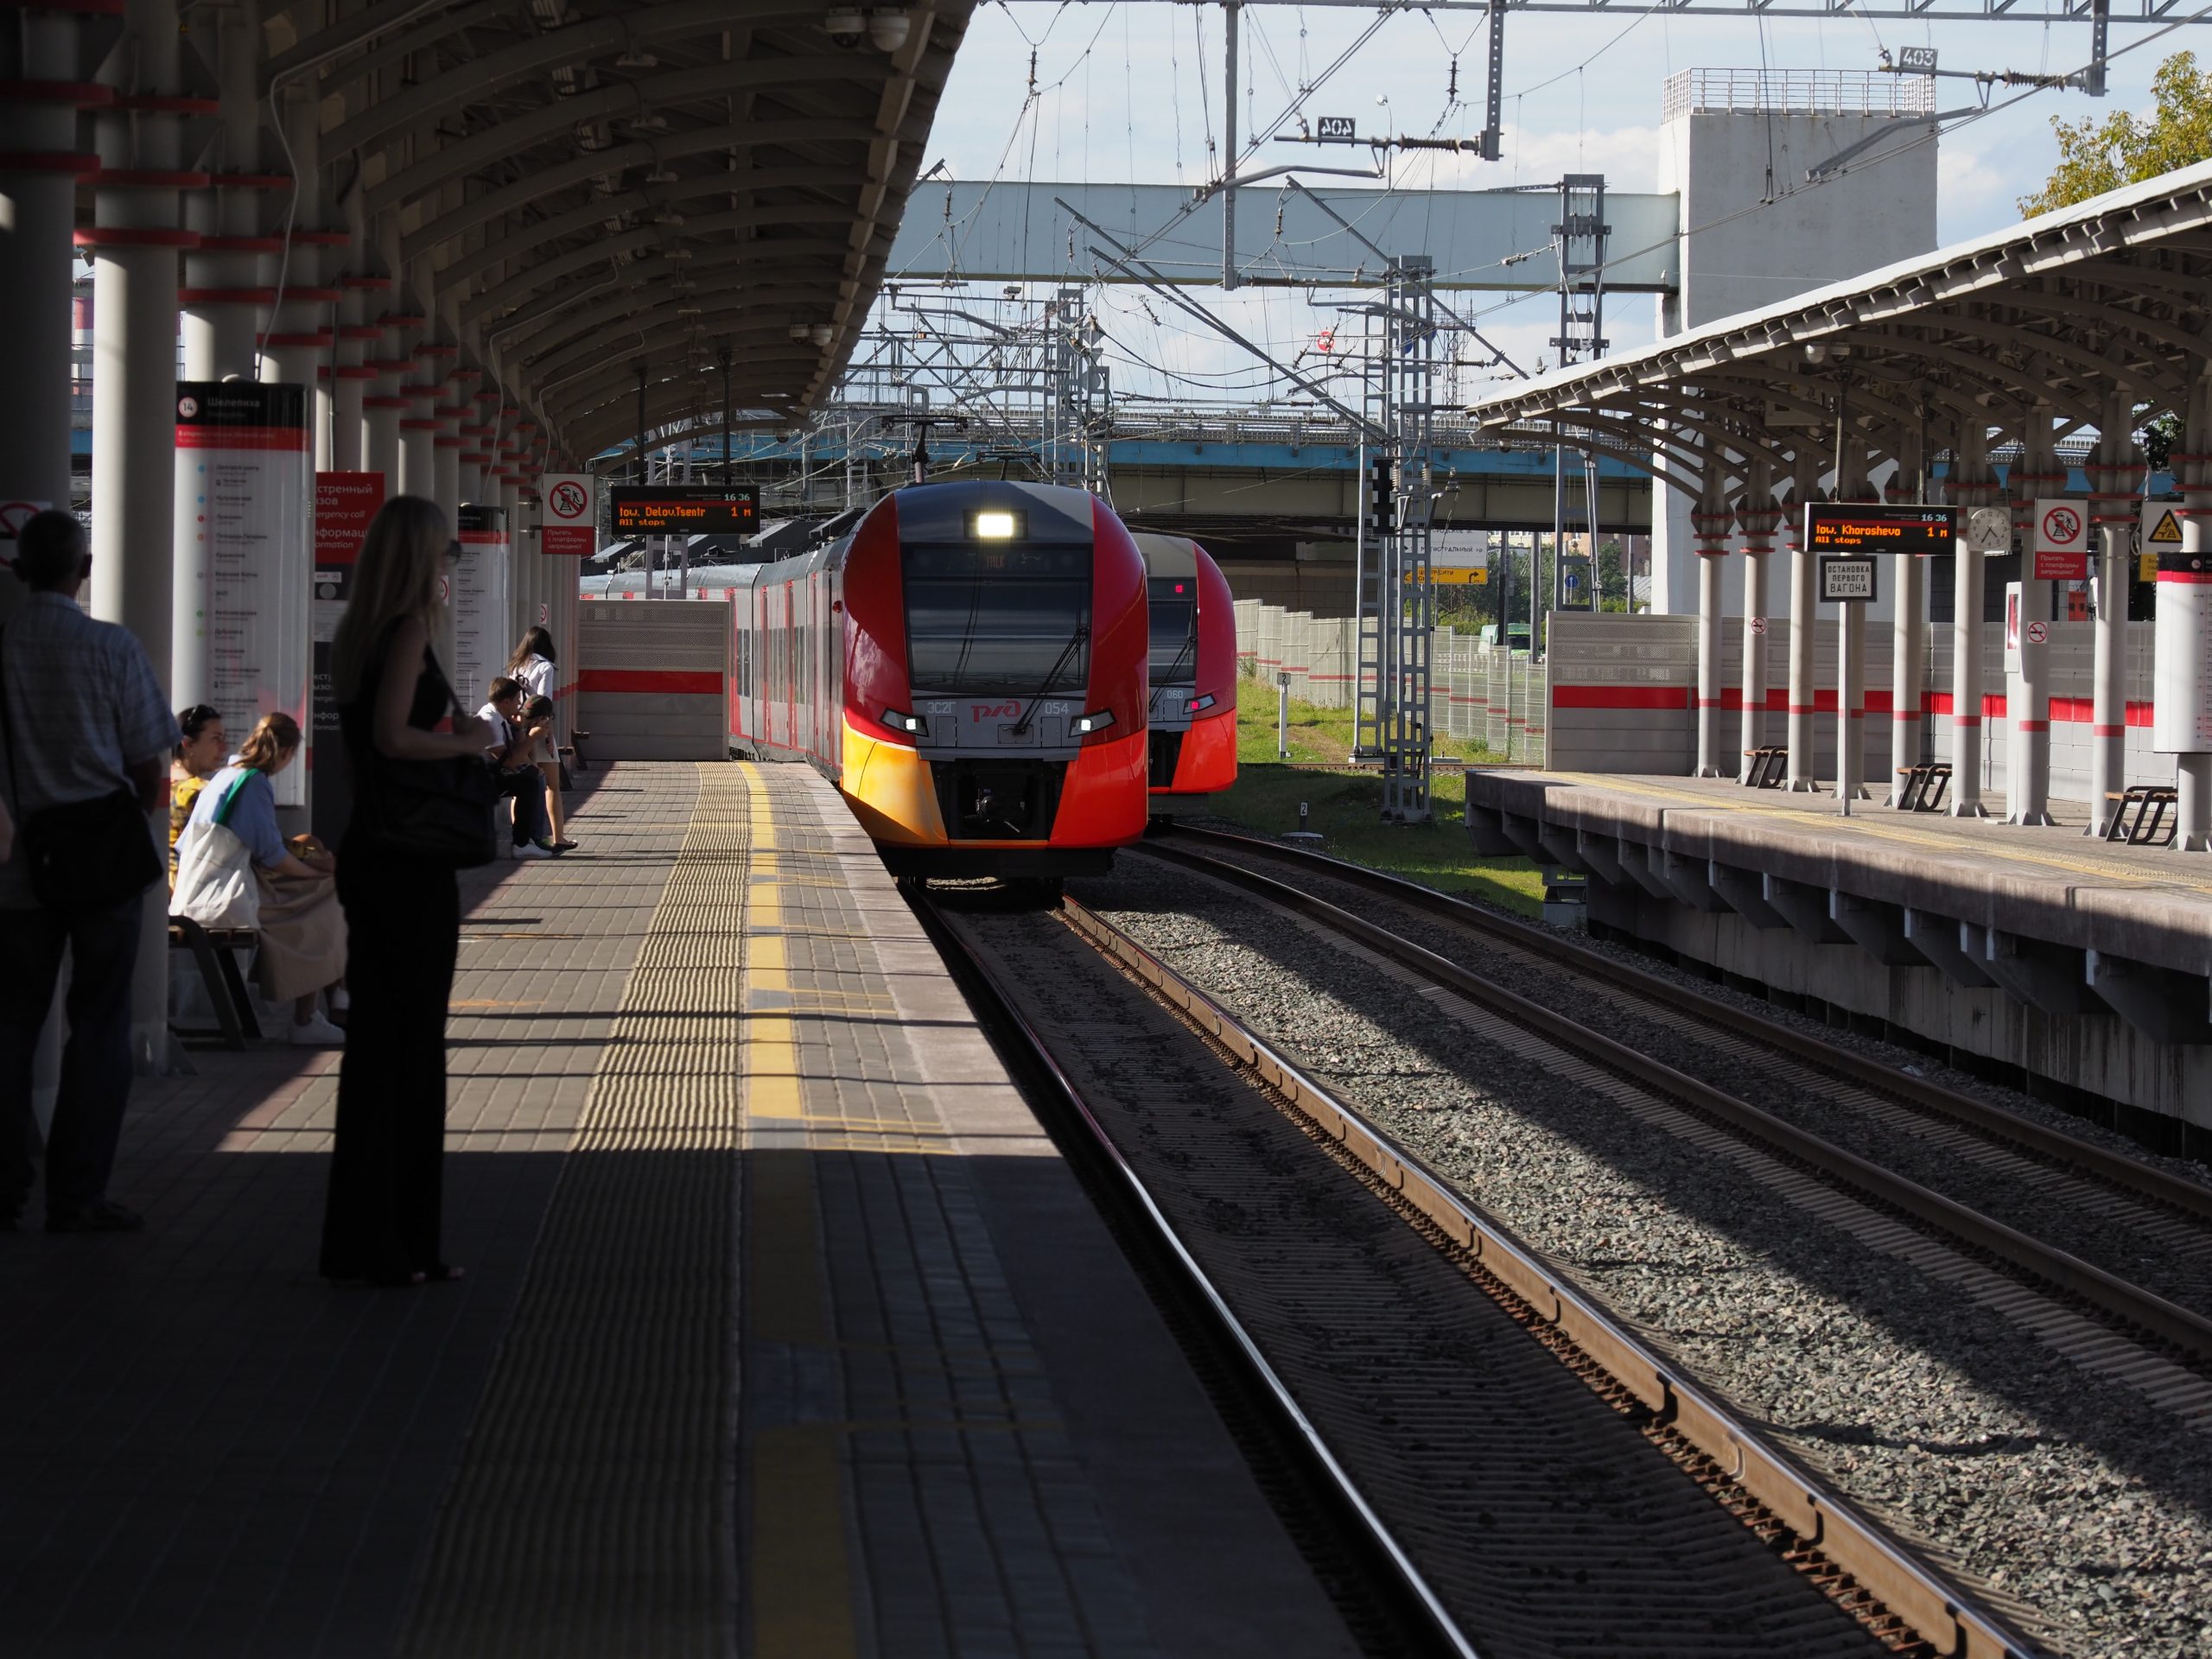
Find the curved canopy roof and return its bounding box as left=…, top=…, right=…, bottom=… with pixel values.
left=273, top=0, right=974, bottom=465
left=1468, top=160, right=2212, bottom=507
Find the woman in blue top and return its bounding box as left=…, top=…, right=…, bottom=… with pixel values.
left=177, top=712, right=347, bottom=1044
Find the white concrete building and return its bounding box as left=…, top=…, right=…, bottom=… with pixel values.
left=1649, top=69, right=1941, bottom=621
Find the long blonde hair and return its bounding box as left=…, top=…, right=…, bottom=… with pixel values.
left=333, top=495, right=448, bottom=701
left=237, top=710, right=302, bottom=772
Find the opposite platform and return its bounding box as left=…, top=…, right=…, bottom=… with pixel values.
left=1467, top=767, right=2212, bottom=1131
left=0, top=760, right=1350, bottom=1659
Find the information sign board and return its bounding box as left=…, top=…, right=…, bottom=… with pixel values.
left=2032, top=497, right=2090, bottom=581
left=452, top=504, right=510, bottom=709
left=311, top=471, right=385, bottom=841
left=540, top=473, right=599, bottom=556
left=1819, top=556, right=1877, bottom=603
left=609, top=484, right=758, bottom=536
left=1803, top=502, right=1955, bottom=556
left=177, top=381, right=311, bottom=807
left=1431, top=529, right=1489, bottom=585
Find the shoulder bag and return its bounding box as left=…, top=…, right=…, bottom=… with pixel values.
left=0, top=625, right=164, bottom=912
left=171, top=772, right=262, bottom=930
left=351, top=652, right=500, bottom=868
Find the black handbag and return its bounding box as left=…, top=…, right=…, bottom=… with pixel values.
left=0, top=626, right=164, bottom=912
left=351, top=656, right=501, bottom=869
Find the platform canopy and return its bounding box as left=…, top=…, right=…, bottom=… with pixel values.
left=1467, top=159, right=2212, bottom=505
left=276, top=0, right=974, bottom=461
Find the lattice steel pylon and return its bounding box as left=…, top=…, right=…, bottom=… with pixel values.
left=1045, top=286, right=1113, bottom=495
left=1351, top=254, right=1440, bottom=822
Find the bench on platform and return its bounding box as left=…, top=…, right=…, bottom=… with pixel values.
left=1742, top=747, right=1789, bottom=789
left=1895, top=763, right=1953, bottom=813
left=168, top=918, right=260, bottom=1051
left=2106, top=785, right=2178, bottom=847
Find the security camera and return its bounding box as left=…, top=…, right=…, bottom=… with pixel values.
left=823, top=8, right=865, bottom=48
left=868, top=8, right=912, bottom=52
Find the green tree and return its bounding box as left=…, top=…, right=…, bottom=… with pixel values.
left=2019, top=51, right=2212, bottom=215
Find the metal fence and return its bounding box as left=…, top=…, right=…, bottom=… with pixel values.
left=1233, top=599, right=1548, bottom=766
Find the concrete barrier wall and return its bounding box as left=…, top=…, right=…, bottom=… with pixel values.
left=577, top=599, right=732, bottom=760
left=1925, top=622, right=2167, bottom=799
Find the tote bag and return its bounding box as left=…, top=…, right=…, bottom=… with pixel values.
left=172, top=772, right=261, bottom=931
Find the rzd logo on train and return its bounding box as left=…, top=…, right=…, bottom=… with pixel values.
left=972, top=702, right=1021, bottom=721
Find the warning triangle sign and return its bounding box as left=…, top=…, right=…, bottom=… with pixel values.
left=2148, top=507, right=2185, bottom=545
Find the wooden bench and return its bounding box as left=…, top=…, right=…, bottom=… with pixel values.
left=168, top=918, right=260, bottom=1051
left=2105, top=785, right=2177, bottom=847
left=1742, top=747, right=1789, bottom=789
left=1894, top=763, right=1952, bottom=813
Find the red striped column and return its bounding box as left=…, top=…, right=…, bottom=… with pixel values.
left=1948, top=452, right=1993, bottom=820
left=2161, top=385, right=2212, bottom=850
left=1784, top=480, right=1822, bottom=792
left=2087, top=408, right=2139, bottom=835
left=1691, top=503, right=1733, bottom=778
left=1737, top=493, right=1781, bottom=779
left=359, top=286, right=406, bottom=491
left=2005, top=429, right=2063, bottom=825
left=433, top=356, right=472, bottom=524
left=397, top=317, right=439, bottom=499
left=329, top=274, right=385, bottom=472
left=1884, top=461, right=1926, bottom=805
left=0, top=0, right=106, bottom=605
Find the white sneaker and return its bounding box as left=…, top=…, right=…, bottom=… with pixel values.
left=289, top=1013, right=346, bottom=1046
left=516, top=841, right=555, bottom=859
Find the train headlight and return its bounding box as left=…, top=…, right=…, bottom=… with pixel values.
left=969, top=508, right=1022, bottom=541
left=883, top=709, right=927, bottom=735
left=1070, top=709, right=1116, bottom=735
left=1185, top=694, right=1216, bottom=714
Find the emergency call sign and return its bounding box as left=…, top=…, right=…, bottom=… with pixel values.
left=1802, top=502, right=1956, bottom=556
left=609, top=484, right=760, bottom=535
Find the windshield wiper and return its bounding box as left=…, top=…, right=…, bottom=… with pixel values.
left=1155, top=624, right=1197, bottom=688
left=1009, top=624, right=1090, bottom=736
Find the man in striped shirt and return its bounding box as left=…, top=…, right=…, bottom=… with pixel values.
left=0, top=512, right=175, bottom=1234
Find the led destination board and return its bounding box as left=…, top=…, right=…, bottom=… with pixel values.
left=609, top=485, right=760, bottom=535
left=1802, top=503, right=1957, bottom=556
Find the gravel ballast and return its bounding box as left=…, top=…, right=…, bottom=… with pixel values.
left=1075, top=857, right=2212, bottom=1659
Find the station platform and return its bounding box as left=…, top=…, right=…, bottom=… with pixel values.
left=0, top=762, right=1350, bottom=1659
left=1466, top=768, right=2212, bottom=1134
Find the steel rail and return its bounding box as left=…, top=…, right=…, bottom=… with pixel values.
left=1054, top=893, right=2044, bottom=1659
left=1160, top=822, right=2212, bottom=1226
left=1136, top=837, right=2212, bottom=1367
left=918, top=898, right=1482, bottom=1659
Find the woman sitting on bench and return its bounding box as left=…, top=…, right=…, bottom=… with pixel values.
left=176, top=712, right=348, bottom=1046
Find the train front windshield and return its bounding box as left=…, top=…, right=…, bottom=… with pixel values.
left=1147, top=579, right=1197, bottom=685
left=904, top=543, right=1093, bottom=695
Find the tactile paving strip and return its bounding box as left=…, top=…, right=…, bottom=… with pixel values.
left=397, top=763, right=751, bottom=1658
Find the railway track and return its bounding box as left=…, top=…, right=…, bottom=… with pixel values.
left=922, top=887, right=2043, bottom=1659
left=1144, top=826, right=2212, bottom=1407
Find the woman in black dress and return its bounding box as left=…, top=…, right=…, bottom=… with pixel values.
left=320, top=495, right=494, bottom=1287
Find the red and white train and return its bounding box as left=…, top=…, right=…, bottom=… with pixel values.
left=1132, top=532, right=1238, bottom=803
left=728, top=480, right=1152, bottom=880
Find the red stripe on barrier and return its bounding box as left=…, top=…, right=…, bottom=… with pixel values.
left=2094, top=724, right=2125, bottom=737
left=578, top=669, right=723, bottom=696
left=2018, top=720, right=2050, bottom=733
left=1551, top=685, right=1688, bottom=710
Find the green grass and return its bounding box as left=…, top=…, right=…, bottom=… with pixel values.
left=1193, top=682, right=1548, bottom=918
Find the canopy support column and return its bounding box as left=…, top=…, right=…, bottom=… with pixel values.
left=1950, top=423, right=1993, bottom=818
left=1692, top=493, right=1732, bottom=778
left=2088, top=398, right=2137, bottom=836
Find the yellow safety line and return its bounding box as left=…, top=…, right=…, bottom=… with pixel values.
left=747, top=1147, right=858, bottom=1659
left=741, top=763, right=807, bottom=1120
left=1549, top=771, right=2212, bottom=892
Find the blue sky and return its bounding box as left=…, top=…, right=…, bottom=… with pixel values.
left=883, top=2, right=2200, bottom=404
